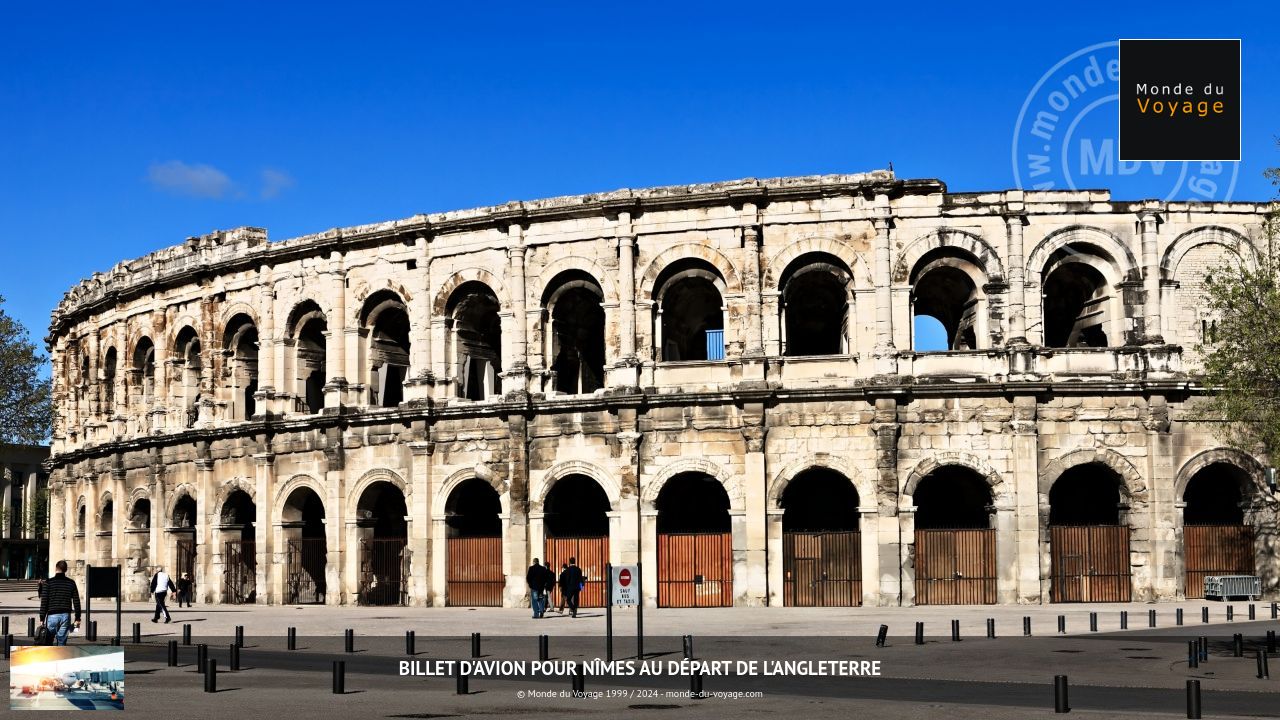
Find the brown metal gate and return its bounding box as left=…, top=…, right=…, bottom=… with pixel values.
left=544, top=536, right=608, bottom=608
left=1050, top=525, right=1132, bottom=603
left=783, top=531, right=862, bottom=607
left=222, top=540, right=256, bottom=604
left=175, top=536, right=196, bottom=582
left=1184, top=525, right=1255, bottom=599
left=285, top=538, right=327, bottom=604
left=359, top=538, right=408, bottom=606
left=446, top=537, right=504, bottom=607
left=657, top=532, right=732, bottom=608
left=915, top=529, right=997, bottom=605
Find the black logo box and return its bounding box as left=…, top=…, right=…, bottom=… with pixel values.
left=1119, top=39, right=1240, bottom=162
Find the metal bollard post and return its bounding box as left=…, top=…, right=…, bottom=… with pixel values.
left=132, top=622, right=141, bottom=644
left=88, top=620, right=98, bottom=641
left=344, top=629, right=354, bottom=653
left=406, top=630, right=415, bottom=656
left=1024, top=616, right=1032, bottom=636
left=196, top=644, right=208, bottom=674
left=287, top=627, right=296, bottom=651
left=915, top=622, right=924, bottom=645
left=1, top=616, right=6, bottom=636
left=1267, top=630, right=1277, bottom=655
left=987, top=618, right=995, bottom=639
left=683, top=635, right=694, bottom=659
left=1258, top=649, right=1270, bottom=680
left=1272, top=602, right=1278, bottom=620
left=183, top=624, right=192, bottom=645
left=1228, top=606, right=1234, bottom=622
left=1058, top=615, right=1066, bottom=634
left=230, top=644, right=240, bottom=671
left=1188, top=640, right=1198, bottom=669
left=875, top=624, right=888, bottom=648
left=1177, top=608, right=1184, bottom=626
left=1202, top=607, right=1209, bottom=624
left=204, top=659, right=217, bottom=693
left=1186, top=679, right=1201, bottom=719
left=471, top=632, right=481, bottom=658
left=1199, top=636, right=1208, bottom=662
left=456, top=665, right=469, bottom=695
left=235, top=625, right=244, bottom=648
left=1249, top=604, right=1256, bottom=620
left=1053, top=675, right=1069, bottom=713
left=539, top=634, right=549, bottom=661
left=27, top=617, right=35, bottom=638
left=690, top=667, right=703, bottom=698
left=333, top=660, right=345, bottom=694
left=3, top=635, right=11, bottom=659
left=167, top=640, right=178, bottom=667
left=1090, top=612, right=1098, bottom=632
left=1150, top=609, right=1157, bottom=628
left=1233, top=633, right=1244, bottom=658
left=1120, top=611, right=1128, bottom=630
left=572, top=664, right=585, bottom=694
left=951, top=619, right=960, bottom=642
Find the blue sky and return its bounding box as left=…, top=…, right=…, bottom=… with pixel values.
left=2, top=3, right=1277, bottom=353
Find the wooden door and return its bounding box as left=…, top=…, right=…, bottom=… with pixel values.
left=915, top=529, right=996, bottom=605
left=783, top=531, right=862, bottom=607
left=1184, top=525, right=1255, bottom=599
left=1050, top=525, right=1131, bottom=602
left=544, top=536, right=608, bottom=608
left=446, top=536, right=504, bottom=607
left=657, top=532, right=732, bottom=607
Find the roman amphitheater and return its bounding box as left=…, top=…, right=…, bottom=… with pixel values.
left=44, top=171, right=1279, bottom=608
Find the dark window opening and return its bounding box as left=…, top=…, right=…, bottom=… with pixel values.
left=445, top=478, right=501, bottom=538
left=1049, top=464, right=1123, bottom=525
left=364, top=295, right=411, bottom=408
left=129, top=499, right=151, bottom=530
left=102, top=348, right=117, bottom=412
left=781, top=469, right=860, bottom=532
left=1044, top=253, right=1112, bottom=348
left=657, top=263, right=725, bottom=362
left=221, top=490, right=257, bottom=543
left=544, top=474, right=610, bottom=537
left=172, top=494, right=196, bottom=529
left=781, top=257, right=851, bottom=356
left=913, top=262, right=979, bottom=351
left=548, top=280, right=606, bottom=395
left=174, top=327, right=203, bottom=428
left=296, top=312, right=328, bottom=414
left=358, top=483, right=408, bottom=539
left=656, top=472, right=730, bottom=533
left=1183, top=463, right=1247, bottom=525
left=913, top=466, right=993, bottom=529
left=132, top=338, right=156, bottom=402
left=449, top=282, right=502, bottom=400
left=99, top=500, right=113, bottom=533
left=224, top=315, right=259, bottom=421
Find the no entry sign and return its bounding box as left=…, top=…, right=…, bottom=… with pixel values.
left=611, top=564, right=639, bottom=606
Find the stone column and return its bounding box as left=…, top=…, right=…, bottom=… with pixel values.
left=1009, top=395, right=1042, bottom=603
left=48, top=477, right=65, bottom=569
left=871, top=195, right=897, bottom=375
left=766, top=509, right=783, bottom=606
left=505, top=226, right=529, bottom=391
left=84, top=474, right=99, bottom=570
left=994, top=503, right=1019, bottom=604
left=195, top=459, right=213, bottom=602
left=896, top=506, right=916, bottom=606
left=408, top=441, right=434, bottom=606
left=504, top=414, right=530, bottom=606
left=1144, top=394, right=1175, bottom=600
left=404, top=238, right=434, bottom=402
left=617, top=229, right=637, bottom=360
left=1004, top=206, right=1029, bottom=344
left=615, top=430, right=642, bottom=566
left=254, top=453, right=274, bottom=604
left=323, top=442, right=347, bottom=605
left=742, top=422, right=767, bottom=605
left=325, top=252, right=348, bottom=409
left=150, top=469, right=165, bottom=586
left=872, top=400, right=901, bottom=604
left=256, top=269, right=276, bottom=414
left=1138, top=205, right=1164, bottom=344
left=858, top=506, right=881, bottom=606
left=742, top=218, right=764, bottom=357
left=0, top=465, right=10, bottom=541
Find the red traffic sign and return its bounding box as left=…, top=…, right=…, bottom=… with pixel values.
left=619, top=568, right=632, bottom=587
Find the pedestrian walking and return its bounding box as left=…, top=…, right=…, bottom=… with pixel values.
left=555, top=563, right=569, bottom=613
left=559, top=557, right=585, bottom=618
left=176, top=572, right=194, bottom=607
left=39, top=560, right=81, bottom=646
left=150, top=566, right=177, bottom=623
left=527, top=558, right=551, bottom=619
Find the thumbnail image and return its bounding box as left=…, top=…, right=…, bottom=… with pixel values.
left=9, top=645, right=124, bottom=711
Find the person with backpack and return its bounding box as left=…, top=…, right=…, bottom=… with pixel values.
left=38, top=560, right=81, bottom=646
left=558, top=557, right=585, bottom=618
left=149, top=566, right=178, bottom=623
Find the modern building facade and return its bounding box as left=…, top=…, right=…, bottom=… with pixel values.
left=1, top=443, right=51, bottom=580
left=44, top=171, right=1279, bottom=606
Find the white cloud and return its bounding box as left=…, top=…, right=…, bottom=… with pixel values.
left=259, top=168, right=295, bottom=199
left=147, top=160, right=235, bottom=199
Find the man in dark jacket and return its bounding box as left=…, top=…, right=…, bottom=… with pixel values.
left=39, top=560, right=81, bottom=646
left=558, top=557, right=585, bottom=618
left=149, top=567, right=178, bottom=623
left=526, top=558, right=550, bottom=619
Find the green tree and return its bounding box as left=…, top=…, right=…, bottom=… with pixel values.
left=0, top=295, right=52, bottom=444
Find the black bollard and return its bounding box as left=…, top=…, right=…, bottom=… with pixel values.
left=344, top=629, right=354, bottom=653
left=1121, top=611, right=1128, bottom=630
left=1233, top=633, right=1244, bottom=658
left=1199, top=636, right=1208, bottom=662
left=539, top=634, right=549, bottom=661
left=1258, top=649, right=1270, bottom=680
left=132, top=622, right=141, bottom=644
left=88, top=620, right=97, bottom=641
left=572, top=664, right=585, bottom=694
left=167, top=640, right=178, bottom=667
left=1150, top=609, right=1157, bottom=628
left=1058, top=615, right=1066, bottom=634
left=230, top=643, right=240, bottom=671
left=196, top=644, right=208, bottom=674
left=1202, top=607, right=1209, bottom=624
left=1186, top=679, right=1201, bottom=719
left=1, top=616, right=6, bottom=636
left=3, top=634, right=11, bottom=659
left=1249, top=604, right=1256, bottom=620
left=1177, top=608, right=1184, bottom=626
left=683, top=635, right=694, bottom=660
left=951, top=619, right=960, bottom=642
left=1024, top=616, right=1032, bottom=636
left=875, top=624, right=888, bottom=648
left=405, top=630, right=415, bottom=656
left=333, top=660, right=345, bottom=694
left=1228, top=606, right=1234, bottom=622
left=204, top=659, right=217, bottom=693
left=287, top=627, right=296, bottom=651
left=471, top=632, right=481, bottom=658
left=1053, top=675, right=1069, bottom=713
left=1268, top=630, right=1277, bottom=655
left=1272, top=602, right=1278, bottom=620
left=27, top=617, right=35, bottom=638
left=915, top=622, right=924, bottom=645
left=1090, top=612, right=1097, bottom=632
left=690, top=667, right=703, bottom=698
left=1188, top=640, right=1199, bottom=669
left=987, top=618, right=995, bottom=639
left=183, top=624, right=192, bottom=645
left=235, top=625, right=244, bottom=648
left=456, top=665, right=469, bottom=695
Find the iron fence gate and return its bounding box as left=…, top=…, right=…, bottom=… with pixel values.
left=544, top=536, right=608, bottom=608
left=359, top=538, right=408, bottom=606
left=222, top=540, right=256, bottom=604
left=1184, top=524, right=1255, bottom=599
left=446, top=537, right=504, bottom=607
left=1050, top=525, right=1132, bottom=603
left=657, top=532, right=732, bottom=608
left=914, top=529, right=997, bottom=605
left=175, top=536, right=196, bottom=583
left=783, top=531, right=862, bottom=607
left=285, top=538, right=327, bottom=604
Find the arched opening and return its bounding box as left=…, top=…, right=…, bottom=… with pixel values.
left=131, top=337, right=156, bottom=414
left=218, top=489, right=257, bottom=604
left=911, top=251, right=983, bottom=351
left=97, top=499, right=114, bottom=563
left=172, top=326, right=203, bottom=428
left=1043, top=247, right=1117, bottom=348
left=361, top=292, right=411, bottom=408
left=780, top=469, right=861, bottom=606
left=102, top=347, right=117, bottom=415
left=1048, top=463, right=1131, bottom=602
left=1182, top=462, right=1256, bottom=598
left=128, top=499, right=151, bottom=530
left=543, top=272, right=606, bottom=395
left=356, top=482, right=408, bottom=606
left=543, top=474, right=610, bottom=607
left=911, top=466, right=997, bottom=604
left=170, top=493, right=197, bottom=593
left=223, top=315, right=259, bottom=421
left=445, top=478, right=504, bottom=606
left=288, top=302, right=328, bottom=414
left=282, top=487, right=327, bottom=604
left=655, top=260, right=725, bottom=362
left=780, top=254, right=852, bottom=356
left=447, top=282, right=502, bottom=400
left=656, top=472, right=732, bottom=607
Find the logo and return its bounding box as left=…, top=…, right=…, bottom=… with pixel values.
left=1012, top=41, right=1237, bottom=201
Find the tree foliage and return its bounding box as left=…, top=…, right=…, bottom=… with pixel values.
left=0, top=295, right=52, bottom=445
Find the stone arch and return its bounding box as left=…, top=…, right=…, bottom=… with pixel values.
left=274, top=473, right=328, bottom=515
left=212, top=477, right=257, bottom=524
left=284, top=298, right=332, bottom=336
left=432, top=268, right=508, bottom=315
left=641, top=457, right=742, bottom=510
left=436, top=465, right=510, bottom=516
left=893, top=228, right=1006, bottom=284
left=1174, top=447, right=1268, bottom=499
left=765, top=235, right=871, bottom=291
left=768, top=454, right=874, bottom=510
left=350, top=278, right=413, bottom=328
left=1038, top=448, right=1147, bottom=500
left=534, top=460, right=621, bottom=512
left=97, top=490, right=114, bottom=527
left=537, top=255, right=619, bottom=305
left=168, top=318, right=202, bottom=356
left=1161, top=226, right=1256, bottom=282
left=347, top=468, right=411, bottom=512
left=638, top=243, right=743, bottom=300
left=217, top=302, right=260, bottom=330
left=1026, top=225, right=1140, bottom=282
left=165, top=483, right=198, bottom=526
left=902, top=452, right=1012, bottom=507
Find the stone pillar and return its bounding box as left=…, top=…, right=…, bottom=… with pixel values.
left=0, top=465, right=10, bottom=541
left=408, top=441, right=434, bottom=606
left=896, top=506, right=916, bottom=606
left=324, top=253, right=348, bottom=409
left=404, top=239, right=434, bottom=402
left=615, top=430, right=642, bottom=566
left=858, top=506, right=881, bottom=606
left=48, top=478, right=65, bottom=570
left=742, top=422, right=767, bottom=605
left=505, top=226, right=529, bottom=392
left=766, top=509, right=783, bottom=607
left=1009, top=395, right=1042, bottom=603
left=195, top=459, right=213, bottom=602
left=1138, top=205, right=1164, bottom=344
left=871, top=195, right=897, bottom=375
left=150, top=469, right=165, bottom=586
left=742, top=217, right=764, bottom=357
left=256, top=269, right=276, bottom=414
left=324, top=446, right=347, bottom=605
left=111, top=466, right=126, bottom=569
left=505, top=414, right=530, bottom=606
left=83, top=474, right=98, bottom=570
left=1145, top=394, right=1175, bottom=600
left=994, top=504, right=1018, bottom=604
left=1004, top=205, right=1029, bottom=344
left=617, top=230, right=637, bottom=360
left=254, top=453, right=274, bottom=604
left=872, top=400, right=901, bottom=604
